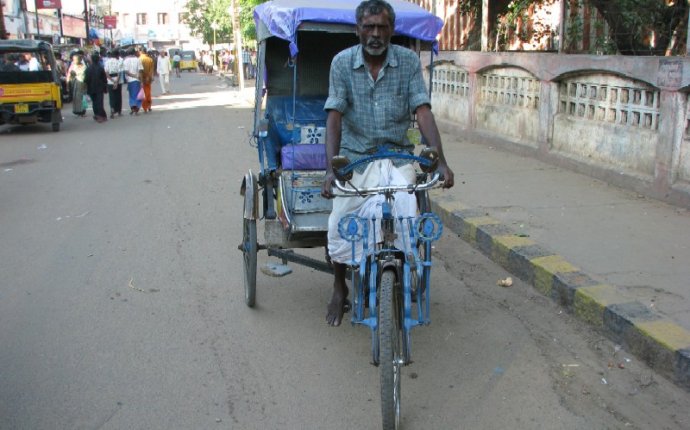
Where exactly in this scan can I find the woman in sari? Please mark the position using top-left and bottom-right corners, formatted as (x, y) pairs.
(67, 53), (87, 117)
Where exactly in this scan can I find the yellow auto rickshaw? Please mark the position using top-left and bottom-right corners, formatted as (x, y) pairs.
(179, 51), (198, 72)
(0, 40), (63, 132)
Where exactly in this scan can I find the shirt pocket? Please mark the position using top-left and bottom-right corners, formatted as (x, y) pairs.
(383, 93), (409, 124)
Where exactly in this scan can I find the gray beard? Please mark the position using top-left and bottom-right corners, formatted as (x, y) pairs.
(363, 44), (387, 56)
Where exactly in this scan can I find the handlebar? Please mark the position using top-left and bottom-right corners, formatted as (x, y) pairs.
(330, 147), (443, 197)
(334, 171), (442, 197)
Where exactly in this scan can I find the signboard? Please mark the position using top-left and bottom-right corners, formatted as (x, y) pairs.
(62, 15), (87, 39)
(104, 16), (117, 30)
(26, 13), (60, 35)
(35, 0), (62, 9)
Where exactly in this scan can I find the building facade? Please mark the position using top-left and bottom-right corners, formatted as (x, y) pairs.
(108, 0), (200, 51)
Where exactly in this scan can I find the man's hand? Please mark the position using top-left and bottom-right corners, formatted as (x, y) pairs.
(438, 163), (455, 189)
(321, 171), (336, 199)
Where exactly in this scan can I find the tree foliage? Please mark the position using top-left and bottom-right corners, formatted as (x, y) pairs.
(588, 0), (688, 55)
(494, 0), (559, 51)
(184, 0), (268, 47)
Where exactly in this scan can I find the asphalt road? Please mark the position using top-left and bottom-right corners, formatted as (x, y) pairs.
(1, 73), (688, 430)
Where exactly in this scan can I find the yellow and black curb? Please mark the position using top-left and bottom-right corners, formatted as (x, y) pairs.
(430, 192), (690, 390)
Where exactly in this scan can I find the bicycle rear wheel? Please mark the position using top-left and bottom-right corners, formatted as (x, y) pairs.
(242, 217), (257, 307)
(379, 269), (402, 430)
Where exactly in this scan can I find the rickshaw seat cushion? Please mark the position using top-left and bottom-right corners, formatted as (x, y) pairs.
(281, 144), (327, 170)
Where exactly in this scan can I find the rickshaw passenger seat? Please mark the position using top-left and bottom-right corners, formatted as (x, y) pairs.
(265, 96), (328, 171)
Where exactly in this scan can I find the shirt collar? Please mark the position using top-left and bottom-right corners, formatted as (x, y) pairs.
(352, 44), (398, 70)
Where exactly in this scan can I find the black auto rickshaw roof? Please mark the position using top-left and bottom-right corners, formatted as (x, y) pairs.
(0, 39), (53, 52)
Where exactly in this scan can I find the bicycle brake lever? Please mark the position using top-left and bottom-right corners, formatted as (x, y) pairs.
(346, 181), (366, 197)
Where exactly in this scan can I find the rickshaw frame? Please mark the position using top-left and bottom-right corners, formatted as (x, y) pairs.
(239, 1), (444, 428)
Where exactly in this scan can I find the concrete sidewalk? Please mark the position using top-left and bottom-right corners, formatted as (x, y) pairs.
(431, 123), (690, 390)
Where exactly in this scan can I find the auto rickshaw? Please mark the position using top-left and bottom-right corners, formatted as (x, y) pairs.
(179, 51), (198, 72)
(0, 40), (63, 132)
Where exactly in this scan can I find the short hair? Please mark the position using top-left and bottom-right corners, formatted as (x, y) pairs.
(356, 0), (395, 27)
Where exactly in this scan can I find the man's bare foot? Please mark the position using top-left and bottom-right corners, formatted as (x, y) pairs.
(326, 285), (349, 327)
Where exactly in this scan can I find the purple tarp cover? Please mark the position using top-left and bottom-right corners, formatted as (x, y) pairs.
(254, 0), (444, 56)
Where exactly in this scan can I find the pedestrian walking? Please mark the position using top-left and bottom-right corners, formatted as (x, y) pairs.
(85, 52), (108, 123)
(242, 47), (251, 78)
(140, 50), (155, 112)
(122, 49), (143, 115)
(66, 51), (87, 117)
(104, 50), (123, 118)
(157, 51), (171, 94)
(203, 51), (213, 74)
(172, 51), (181, 77)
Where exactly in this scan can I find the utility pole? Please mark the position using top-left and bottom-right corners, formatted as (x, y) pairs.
(84, 0), (90, 46)
(211, 21), (219, 72)
(0, 0), (7, 39)
(558, 0), (566, 53)
(35, 6), (40, 39)
(58, 8), (64, 42)
(230, 0), (244, 90)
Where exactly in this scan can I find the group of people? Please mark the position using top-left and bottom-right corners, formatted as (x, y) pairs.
(196, 48), (256, 78)
(64, 48), (172, 123)
(0, 52), (45, 71)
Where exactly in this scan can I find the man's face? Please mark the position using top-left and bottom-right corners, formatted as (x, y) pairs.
(357, 11), (393, 57)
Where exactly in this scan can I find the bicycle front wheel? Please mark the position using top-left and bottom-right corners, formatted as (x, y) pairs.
(379, 269), (402, 430)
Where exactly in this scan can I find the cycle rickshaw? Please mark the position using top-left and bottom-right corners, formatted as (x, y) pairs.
(239, 1), (444, 428)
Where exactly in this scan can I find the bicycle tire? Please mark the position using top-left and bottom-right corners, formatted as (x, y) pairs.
(242, 217), (257, 307)
(379, 269), (401, 430)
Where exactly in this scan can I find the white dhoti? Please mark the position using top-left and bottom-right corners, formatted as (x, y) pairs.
(328, 159), (417, 264)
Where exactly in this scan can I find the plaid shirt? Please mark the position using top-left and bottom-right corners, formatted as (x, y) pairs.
(324, 44), (430, 165)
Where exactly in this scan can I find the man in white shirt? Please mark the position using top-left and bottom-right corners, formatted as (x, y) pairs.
(27, 54), (41, 71)
(157, 51), (171, 94)
(122, 49), (143, 115)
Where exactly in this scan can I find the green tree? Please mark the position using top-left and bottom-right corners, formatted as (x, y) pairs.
(238, 0), (267, 42)
(185, 0), (267, 47)
(185, 0), (233, 47)
(588, 0), (687, 55)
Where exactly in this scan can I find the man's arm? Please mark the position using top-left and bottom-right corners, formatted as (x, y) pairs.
(415, 104), (454, 188)
(321, 109), (343, 199)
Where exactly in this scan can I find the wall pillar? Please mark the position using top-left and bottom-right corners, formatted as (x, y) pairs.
(537, 81), (559, 154)
(656, 90), (684, 194)
(468, 71), (480, 130)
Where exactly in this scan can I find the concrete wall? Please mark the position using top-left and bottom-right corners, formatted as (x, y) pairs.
(423, 52), (690, 206)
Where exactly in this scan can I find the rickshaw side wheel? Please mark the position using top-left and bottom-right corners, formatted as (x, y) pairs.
(51, 121), (60, 132)
(242, 216), (258, 307)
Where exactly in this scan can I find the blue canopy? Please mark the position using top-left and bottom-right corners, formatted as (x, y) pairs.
(254, 0), (443, 56)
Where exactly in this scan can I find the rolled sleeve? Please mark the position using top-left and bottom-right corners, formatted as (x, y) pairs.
(407, 56), (431, 112)
(324, 54), (349, 113)
(324, 95), (347, 113)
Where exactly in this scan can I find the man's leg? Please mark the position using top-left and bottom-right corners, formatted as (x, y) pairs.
(159, 75), (166, 94)
(143, 83), (152, 111)
(325, 161), (383, 326)
(326, 262), (349, 326)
